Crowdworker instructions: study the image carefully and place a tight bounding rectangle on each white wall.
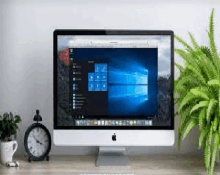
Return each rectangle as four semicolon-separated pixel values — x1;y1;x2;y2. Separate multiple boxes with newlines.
0;0;220;156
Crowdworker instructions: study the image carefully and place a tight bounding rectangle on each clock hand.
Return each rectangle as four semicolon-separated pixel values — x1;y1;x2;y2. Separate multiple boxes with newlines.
32;133;46;146
33;134;41;144
33;134;38;141
36;138;44;145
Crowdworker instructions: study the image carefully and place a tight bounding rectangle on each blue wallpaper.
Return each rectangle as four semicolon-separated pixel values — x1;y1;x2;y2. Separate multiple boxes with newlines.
73;48;158;116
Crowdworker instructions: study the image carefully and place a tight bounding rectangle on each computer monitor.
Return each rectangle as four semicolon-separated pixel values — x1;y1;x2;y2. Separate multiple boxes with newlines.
53;30;174;166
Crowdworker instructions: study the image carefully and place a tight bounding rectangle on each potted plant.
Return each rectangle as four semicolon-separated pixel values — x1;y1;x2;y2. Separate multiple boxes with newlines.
0;112;21;165
174;9;220;175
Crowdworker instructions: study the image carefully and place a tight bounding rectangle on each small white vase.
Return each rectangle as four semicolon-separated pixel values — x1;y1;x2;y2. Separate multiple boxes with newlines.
0;141;18;165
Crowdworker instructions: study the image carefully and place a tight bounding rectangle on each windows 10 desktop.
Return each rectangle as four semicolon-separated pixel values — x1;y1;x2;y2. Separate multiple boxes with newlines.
56;35;172;128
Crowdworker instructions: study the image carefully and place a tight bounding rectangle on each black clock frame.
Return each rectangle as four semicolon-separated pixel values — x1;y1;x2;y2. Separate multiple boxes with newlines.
24;123;51;161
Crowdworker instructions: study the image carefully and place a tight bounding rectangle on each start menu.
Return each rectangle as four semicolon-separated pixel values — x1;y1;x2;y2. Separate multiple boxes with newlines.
69;48;108;118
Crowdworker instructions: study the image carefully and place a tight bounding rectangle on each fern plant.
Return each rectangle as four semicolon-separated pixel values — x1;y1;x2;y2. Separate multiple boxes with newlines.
175;9;220;175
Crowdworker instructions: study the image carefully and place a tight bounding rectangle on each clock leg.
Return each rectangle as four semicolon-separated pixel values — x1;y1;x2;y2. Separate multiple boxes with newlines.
28;157;32;163
46;155;49;161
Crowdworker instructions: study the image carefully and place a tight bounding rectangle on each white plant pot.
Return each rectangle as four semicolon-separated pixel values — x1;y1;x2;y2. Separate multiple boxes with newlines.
0;141;18;165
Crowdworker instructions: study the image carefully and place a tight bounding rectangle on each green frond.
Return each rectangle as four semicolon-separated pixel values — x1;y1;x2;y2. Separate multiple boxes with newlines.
198;127;208;149
204;142;209;170
210;133;219;175
209;9;214;50
196;54;217;81
187;43;217;81
208;9;220;80
199;51;218;79
209;9;217;56
189;32;199;49
175;75;195;89
187;64;206;85
177;92;196;112
178;107;192;149
200;46;212;59
175;76;199;97
182;118;198;141
175;35;193;52
194;86;211;94
174;85;187;97
219;89;220;118
207;86;218;100
176;66;201;84
213;115;218;132
190;88;210;100
175;49;198;66
175;62;184;74
208;79;220;87
204;125;213;170
199;108;206;131
206;99;218;123
198;54;218;82
190;101;209;114
219;125;220;149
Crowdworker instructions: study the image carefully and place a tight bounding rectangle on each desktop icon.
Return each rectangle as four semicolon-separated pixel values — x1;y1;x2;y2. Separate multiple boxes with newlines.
101;120;105;125
111;120;113;125
122;120;126;125
94;120;98;125
137;120;141;125
112;120;115;125
105;120;108;125
76;120;79;126
90;120;94;125
145;120;149;125
126;120;130;125
119;121;122;125
87;120;90;125
79;120;82;125
133;120;137;125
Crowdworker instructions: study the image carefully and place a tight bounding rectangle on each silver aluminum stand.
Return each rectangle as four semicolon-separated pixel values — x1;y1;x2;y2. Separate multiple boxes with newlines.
96;146;130;166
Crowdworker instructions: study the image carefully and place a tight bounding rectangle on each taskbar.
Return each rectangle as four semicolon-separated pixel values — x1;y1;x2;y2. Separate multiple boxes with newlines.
74;119;153;126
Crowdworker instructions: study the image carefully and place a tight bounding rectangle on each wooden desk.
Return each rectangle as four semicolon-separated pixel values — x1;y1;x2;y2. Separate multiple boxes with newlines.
0;154;219;175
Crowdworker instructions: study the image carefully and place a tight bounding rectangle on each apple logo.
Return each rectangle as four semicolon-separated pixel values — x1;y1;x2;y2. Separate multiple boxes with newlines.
112;133;116;141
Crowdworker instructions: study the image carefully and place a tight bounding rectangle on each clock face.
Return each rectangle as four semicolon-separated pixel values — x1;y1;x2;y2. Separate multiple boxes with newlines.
27;127;50;157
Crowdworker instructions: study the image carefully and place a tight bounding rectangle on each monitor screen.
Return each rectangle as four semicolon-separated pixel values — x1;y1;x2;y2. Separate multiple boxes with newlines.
54;31;173;129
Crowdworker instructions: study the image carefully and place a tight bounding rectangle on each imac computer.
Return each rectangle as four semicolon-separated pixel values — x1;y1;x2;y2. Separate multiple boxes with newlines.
53;30;174;166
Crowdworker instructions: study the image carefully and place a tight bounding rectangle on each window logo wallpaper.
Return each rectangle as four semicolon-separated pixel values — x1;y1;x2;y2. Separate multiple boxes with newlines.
71;48;158;116
57;35;171;127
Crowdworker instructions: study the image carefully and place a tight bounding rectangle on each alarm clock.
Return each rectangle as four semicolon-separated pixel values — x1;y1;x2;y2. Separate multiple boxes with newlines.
24;109;51;162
